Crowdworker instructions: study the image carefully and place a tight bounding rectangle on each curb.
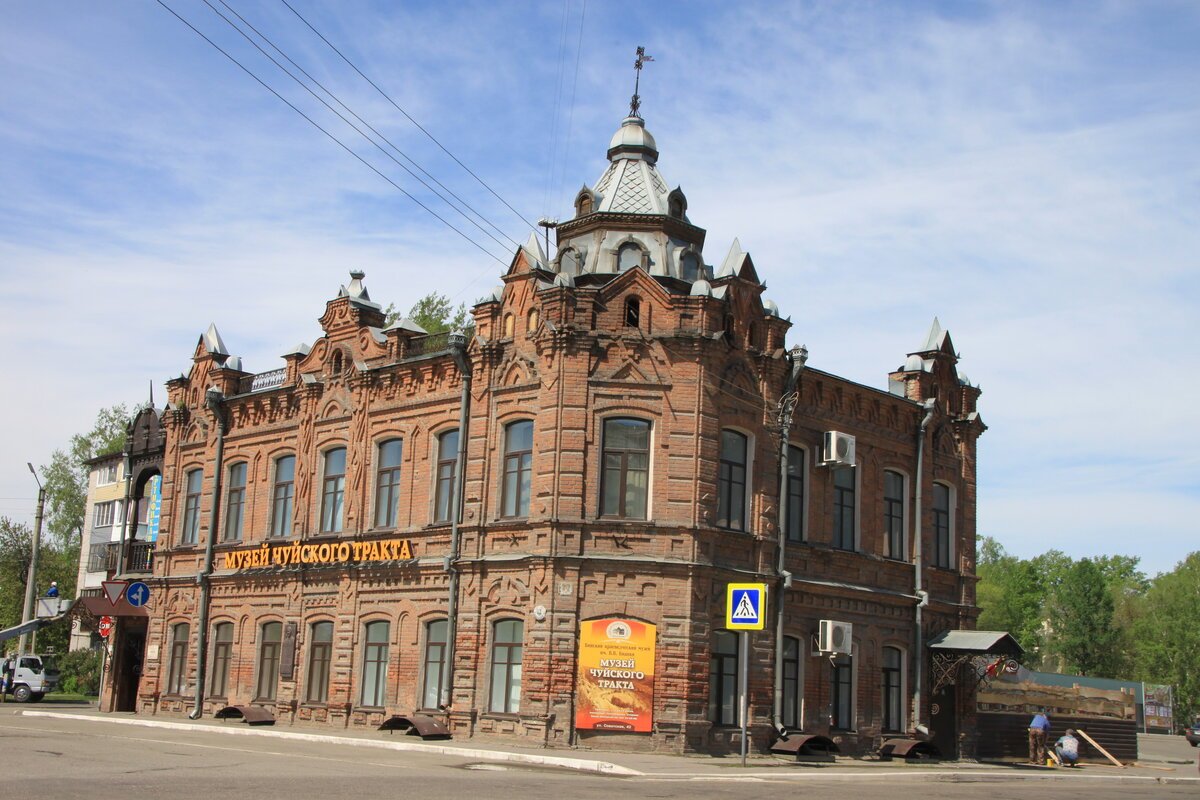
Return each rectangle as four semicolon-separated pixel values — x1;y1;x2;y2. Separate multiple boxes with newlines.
18;710;641;777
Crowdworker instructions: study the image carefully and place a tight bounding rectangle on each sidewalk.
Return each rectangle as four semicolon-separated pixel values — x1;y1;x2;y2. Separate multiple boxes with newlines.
14;706;1199;785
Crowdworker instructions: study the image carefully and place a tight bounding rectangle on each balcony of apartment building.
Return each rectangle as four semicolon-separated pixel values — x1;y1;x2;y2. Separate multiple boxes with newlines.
86;528;154;579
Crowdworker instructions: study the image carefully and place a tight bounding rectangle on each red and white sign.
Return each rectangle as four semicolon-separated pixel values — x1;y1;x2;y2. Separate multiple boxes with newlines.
97;616;115;638
101;580;127;606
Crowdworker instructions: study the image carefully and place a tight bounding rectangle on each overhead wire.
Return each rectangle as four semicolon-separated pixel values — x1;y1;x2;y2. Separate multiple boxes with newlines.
201;0;518;254
542;0;572;218
278;0;538;235
557;0;588;215
153;0;510;267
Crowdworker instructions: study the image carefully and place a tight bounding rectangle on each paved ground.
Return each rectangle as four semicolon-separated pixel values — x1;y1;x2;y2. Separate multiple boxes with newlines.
2;705;1195;799
1139;732;1199;764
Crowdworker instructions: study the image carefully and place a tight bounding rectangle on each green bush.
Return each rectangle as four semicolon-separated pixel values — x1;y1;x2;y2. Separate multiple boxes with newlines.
55;648;101;695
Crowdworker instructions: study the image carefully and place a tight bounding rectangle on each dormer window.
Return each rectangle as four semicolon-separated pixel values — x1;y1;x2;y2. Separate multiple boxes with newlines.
624;297;641;328
575;189;594;217
668;188;687;219
617;242;643;273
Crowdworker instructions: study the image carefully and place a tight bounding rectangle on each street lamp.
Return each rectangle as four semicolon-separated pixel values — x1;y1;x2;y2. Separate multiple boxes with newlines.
18;463;47;655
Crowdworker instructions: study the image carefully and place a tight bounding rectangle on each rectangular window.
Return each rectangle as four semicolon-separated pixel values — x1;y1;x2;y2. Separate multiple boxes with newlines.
709;631;739;725
831;656;853;730
320;448;346;534
785;445;805;542
882;647;903;732
374;440;403;528
360;621;390;707
257;622;282;701
884;470;905;560
270;456;295;538
832;466;856;551
489;619;524;713
223;463;246;542
600;418;649;519
93;501;115;529
421;619;447;709
717;430;748;530
168;623;190;695
181;470;202;545
933;483;952;568
501;421;533;518
210;622;233;697
434;430;459;524
98;463;118;485
307;621;333;703
782;635;802;729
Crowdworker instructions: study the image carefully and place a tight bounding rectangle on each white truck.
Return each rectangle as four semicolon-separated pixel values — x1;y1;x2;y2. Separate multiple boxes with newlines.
1;653;59;702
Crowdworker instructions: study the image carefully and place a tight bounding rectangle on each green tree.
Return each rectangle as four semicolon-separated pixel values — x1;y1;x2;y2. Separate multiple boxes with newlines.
383;292;470;333
1051;558;1120;677
1133;553;1200;726
39;403;129;548
0;517;77;655
976;537;1046;660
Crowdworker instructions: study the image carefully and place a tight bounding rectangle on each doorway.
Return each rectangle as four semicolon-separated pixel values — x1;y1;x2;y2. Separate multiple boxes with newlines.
113;621;146;712
930;684;958;759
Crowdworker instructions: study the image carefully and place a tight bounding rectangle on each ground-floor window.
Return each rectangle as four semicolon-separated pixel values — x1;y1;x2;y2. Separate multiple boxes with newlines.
256;621;282;701
210;622;232;697
882;646;903;732
709;630;739;726
782;635;802;729
489;619;523;713
167;622;189;695
307;621;333;703
422;619;447;710
360;621;390;707
831;655;854;730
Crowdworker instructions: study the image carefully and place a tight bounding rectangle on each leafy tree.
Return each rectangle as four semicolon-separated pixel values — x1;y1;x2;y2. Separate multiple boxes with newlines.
383;292;470;333
1051;558;1119;676
0;517;77;655
1133;552;1200;726
39;404;129;549
976;537;1046;660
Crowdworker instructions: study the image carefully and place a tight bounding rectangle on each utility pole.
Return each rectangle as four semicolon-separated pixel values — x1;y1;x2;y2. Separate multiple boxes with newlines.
18;463;46;654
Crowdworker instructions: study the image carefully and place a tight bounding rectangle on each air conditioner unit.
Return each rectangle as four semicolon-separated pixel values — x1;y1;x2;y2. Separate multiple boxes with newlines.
822;431;856;466
818;620;853;654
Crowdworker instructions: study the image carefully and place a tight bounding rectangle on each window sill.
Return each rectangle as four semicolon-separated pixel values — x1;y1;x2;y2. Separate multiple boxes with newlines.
480;711;522;720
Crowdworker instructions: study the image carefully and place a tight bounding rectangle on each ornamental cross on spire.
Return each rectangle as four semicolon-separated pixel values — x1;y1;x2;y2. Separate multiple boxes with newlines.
630;46;654;118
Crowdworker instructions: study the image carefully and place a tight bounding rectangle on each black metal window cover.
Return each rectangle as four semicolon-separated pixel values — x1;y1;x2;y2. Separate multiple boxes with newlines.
927;630;1023;694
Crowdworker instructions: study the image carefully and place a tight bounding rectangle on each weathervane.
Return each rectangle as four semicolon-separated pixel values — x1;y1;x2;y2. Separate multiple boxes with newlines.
629;46;654;117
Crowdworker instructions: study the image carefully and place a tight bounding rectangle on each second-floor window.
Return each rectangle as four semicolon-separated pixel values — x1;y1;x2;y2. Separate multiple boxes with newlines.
223;463;246;542
933;483;952;568
181;469;202;545
832;466;856;551
374;439;403;529
320;448;346;534
717;430;748;531
270;456;295;538
884;470;905;560
93;501;116;529
501;421;533;518
785;445;805;542
434;430;459;524
600;418;649;519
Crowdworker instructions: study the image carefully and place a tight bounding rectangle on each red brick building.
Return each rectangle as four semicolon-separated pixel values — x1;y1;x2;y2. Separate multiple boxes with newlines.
118;111;987;757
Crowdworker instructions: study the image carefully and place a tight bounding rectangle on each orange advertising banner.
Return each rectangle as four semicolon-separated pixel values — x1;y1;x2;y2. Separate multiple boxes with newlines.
575;617;656;733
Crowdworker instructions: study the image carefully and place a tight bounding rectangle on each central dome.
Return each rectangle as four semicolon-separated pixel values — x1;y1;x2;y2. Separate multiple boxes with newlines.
607;115;658;162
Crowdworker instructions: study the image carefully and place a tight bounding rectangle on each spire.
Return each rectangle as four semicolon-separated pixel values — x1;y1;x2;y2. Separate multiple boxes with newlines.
921;317;945;351
202;322;228;356
629;46;654;118
523;231;547;268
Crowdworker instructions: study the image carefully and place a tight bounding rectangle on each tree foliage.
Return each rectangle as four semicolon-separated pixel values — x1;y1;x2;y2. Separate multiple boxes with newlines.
1132;553;1200;726
39;403;129;549
0;517;77;655
383;292;470;333
1051;558;1119;676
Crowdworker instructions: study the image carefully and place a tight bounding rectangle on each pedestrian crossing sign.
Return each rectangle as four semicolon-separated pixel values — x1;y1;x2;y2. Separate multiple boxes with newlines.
726;583;767;630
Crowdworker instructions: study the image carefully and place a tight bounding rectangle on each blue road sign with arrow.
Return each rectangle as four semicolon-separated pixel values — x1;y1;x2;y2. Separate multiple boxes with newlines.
126;581;151;608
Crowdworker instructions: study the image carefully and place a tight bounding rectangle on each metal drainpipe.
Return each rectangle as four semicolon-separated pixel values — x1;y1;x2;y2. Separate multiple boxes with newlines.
772;345;807;735
190;387;225;719
118;449;134;578
911;398;936;734
440;332;471;713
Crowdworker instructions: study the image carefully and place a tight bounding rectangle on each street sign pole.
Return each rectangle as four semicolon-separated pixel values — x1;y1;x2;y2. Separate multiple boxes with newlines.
739;630;749;767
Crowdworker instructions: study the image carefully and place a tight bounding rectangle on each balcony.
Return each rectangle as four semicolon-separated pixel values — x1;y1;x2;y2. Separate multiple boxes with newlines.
85;541;153;575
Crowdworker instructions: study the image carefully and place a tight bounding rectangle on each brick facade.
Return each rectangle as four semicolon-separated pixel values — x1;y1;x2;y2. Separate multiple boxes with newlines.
130;113;986;757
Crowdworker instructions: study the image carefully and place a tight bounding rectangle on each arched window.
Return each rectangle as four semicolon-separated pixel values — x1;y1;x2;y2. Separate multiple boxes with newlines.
181;469;202;545
503;314;515;338
884;470;906;560
501;421;533;518
527;307;539;332
680;252;701;282
575;191;593;216
489;619;524;713
256;621;282;701
422;619;447;710
709;630;739;725
600;418;650;519
434;430;459;524
167;622;190;695
331;351;343;376
717;430;748;531
374;439;403;529
270;455;295;538
320;448;346;533
307;621;333;703
360;620;390;707
933;483;953;568
617;242;642;272
882;646;904;732
210;622;233;697
624;296;641;328
223;462;246;542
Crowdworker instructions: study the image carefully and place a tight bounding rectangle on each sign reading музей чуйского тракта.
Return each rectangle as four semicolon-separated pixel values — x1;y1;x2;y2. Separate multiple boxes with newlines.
86;102;987;758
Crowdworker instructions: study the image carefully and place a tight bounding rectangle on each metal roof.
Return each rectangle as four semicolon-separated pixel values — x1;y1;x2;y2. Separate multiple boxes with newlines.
927;629;1023;656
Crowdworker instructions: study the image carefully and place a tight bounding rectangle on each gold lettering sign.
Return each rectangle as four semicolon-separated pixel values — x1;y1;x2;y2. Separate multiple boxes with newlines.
222;538;414;570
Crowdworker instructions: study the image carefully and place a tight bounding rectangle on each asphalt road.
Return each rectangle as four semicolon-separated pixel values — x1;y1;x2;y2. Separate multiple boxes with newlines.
1;710;1193;800
1139;732;1198;763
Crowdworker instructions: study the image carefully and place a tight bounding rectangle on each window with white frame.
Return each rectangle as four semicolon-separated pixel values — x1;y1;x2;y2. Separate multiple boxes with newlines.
489;619;524;713
360;620;390;707
320;448;346;533
98;462;118;485
93;501;116;529
501;421;533;518
421;619;447;710
374;439;403;529
270;455;295;538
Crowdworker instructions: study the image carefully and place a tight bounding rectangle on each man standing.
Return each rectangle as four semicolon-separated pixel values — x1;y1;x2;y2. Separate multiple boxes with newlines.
1029;709;1051;764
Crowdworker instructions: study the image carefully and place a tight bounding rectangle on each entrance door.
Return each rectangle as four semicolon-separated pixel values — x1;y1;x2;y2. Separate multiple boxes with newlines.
114;622;146;712
930;684;957;759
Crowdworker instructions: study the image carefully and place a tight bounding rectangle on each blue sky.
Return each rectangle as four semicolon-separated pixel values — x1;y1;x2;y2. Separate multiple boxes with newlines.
1;1;1196;575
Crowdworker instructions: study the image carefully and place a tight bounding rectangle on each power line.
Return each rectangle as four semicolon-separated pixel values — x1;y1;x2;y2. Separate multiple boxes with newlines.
557;0;588;216
279;0;538;235
154;0;509;267
201;0;517;254
543;0;572;218
211;0;521;252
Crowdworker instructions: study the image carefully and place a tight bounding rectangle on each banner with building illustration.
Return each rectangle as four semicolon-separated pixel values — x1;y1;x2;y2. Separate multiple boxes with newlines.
1144;683;1173;732
575;617;656;733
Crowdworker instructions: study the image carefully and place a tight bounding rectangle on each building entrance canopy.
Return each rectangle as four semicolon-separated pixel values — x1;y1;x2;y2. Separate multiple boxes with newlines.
928;630;1023;694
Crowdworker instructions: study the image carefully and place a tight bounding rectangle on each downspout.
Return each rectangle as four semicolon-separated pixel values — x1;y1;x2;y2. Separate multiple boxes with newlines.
772;344;807;734
190;387;225;719
118;445;134;577
440;332;471;712
911;398;936;734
